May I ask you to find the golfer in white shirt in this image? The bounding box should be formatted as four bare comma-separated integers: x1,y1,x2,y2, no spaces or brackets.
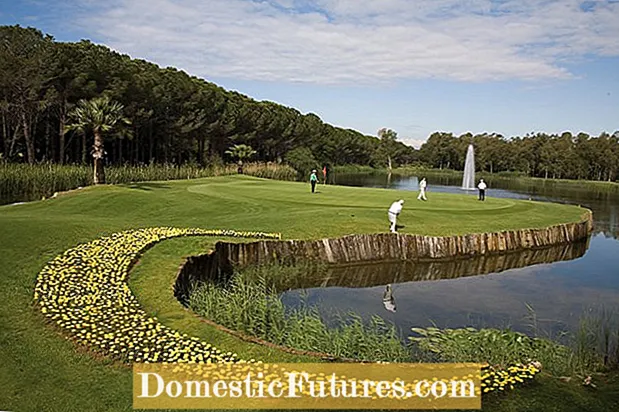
478,179,487,201
417,177,427,201
388,200,404,233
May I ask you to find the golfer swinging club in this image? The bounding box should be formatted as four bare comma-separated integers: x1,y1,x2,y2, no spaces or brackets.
388,199,404,233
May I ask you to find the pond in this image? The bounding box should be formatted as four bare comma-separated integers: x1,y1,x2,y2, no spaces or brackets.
281,173,619,337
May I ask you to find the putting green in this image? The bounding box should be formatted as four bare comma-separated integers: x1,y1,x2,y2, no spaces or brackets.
183,176,583,238
188,177,517,210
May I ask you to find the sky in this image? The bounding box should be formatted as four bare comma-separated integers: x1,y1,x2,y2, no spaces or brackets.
1,0,618,148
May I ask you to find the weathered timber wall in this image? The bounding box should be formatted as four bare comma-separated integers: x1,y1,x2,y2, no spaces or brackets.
217,211,593,267
320,238,589,289
175,212,592,304
174,250,232,306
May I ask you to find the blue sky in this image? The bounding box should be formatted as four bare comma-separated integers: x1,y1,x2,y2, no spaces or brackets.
1,0,618,147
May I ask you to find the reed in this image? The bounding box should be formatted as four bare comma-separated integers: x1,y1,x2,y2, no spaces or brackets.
331,165,619,194
409,326,580,376
188,262,619,372
410,305,619,377
188,264,412,362
0,162,297,205
574,306,619,371
0,163,91,205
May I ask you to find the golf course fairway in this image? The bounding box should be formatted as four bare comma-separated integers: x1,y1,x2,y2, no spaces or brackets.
0,175,596,411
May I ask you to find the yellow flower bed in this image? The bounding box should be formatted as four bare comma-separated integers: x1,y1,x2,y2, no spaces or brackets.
33,227,539,395
34,227,281,364
480,363,540,393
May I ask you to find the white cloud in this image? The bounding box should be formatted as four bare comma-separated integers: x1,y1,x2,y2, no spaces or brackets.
399,137,426,149
71,0,619,84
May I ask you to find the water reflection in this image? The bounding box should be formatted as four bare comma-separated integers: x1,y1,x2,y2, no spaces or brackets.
280,239,589,290
383,284,396,313
284,173,619,335
330,172,619,238
326,240,588,288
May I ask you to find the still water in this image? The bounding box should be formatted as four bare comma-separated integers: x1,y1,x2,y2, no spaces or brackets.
281,174,619,337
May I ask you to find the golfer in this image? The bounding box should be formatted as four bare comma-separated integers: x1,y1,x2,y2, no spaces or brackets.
478,178,487,201
310,169,319,193
417,177,427,201
388,199,404,233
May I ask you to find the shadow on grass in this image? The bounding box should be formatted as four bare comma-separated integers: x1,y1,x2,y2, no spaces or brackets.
123,182,172,191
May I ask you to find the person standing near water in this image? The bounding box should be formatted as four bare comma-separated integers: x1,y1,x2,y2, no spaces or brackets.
417,177,427,201
478,178,487,201
310,169,319,193
388,199,404,233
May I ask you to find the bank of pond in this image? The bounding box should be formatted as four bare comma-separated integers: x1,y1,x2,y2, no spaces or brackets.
185,261,618,379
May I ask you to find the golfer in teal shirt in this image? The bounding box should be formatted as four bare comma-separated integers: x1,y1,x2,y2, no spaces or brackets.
310,169,319,193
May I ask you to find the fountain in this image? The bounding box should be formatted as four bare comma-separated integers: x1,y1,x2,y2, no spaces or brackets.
462,144,475,190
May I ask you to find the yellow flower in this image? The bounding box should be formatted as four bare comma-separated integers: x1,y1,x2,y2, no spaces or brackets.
34,227,280,365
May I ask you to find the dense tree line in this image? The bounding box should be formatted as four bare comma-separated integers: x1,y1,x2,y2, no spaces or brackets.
419,131,619,181
2,25,616,182
0,25,415,170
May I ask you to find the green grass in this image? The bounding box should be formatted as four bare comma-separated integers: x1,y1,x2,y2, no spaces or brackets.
188,264,412,362
0,162,297,205
410,327,585,377
183,176,585,237
481,372,619,412
0,175,596,411
131,237,312,364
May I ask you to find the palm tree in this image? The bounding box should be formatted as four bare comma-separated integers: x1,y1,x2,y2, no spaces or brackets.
66,96,130,184
225,144,256,174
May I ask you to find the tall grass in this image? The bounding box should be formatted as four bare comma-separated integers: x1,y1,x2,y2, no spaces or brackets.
191,260,619,373
331,165,378,175
409,327,580,376
331,165,464,177
574,306,619,372
410,306,619,377
0,163,91,205
487,174,619,195
390,166,464,177
0,162,297,205
188,264,412,362
188,263,619,372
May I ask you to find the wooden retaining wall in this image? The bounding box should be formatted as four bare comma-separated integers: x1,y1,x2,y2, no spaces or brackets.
217,211,593,267
320,238,589,289
175,212,592,303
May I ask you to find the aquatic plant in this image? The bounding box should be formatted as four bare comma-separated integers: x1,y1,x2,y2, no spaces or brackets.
189,265,412,362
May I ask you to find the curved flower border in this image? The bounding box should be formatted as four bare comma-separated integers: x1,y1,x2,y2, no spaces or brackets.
34,227,280,364
34,227,538,394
